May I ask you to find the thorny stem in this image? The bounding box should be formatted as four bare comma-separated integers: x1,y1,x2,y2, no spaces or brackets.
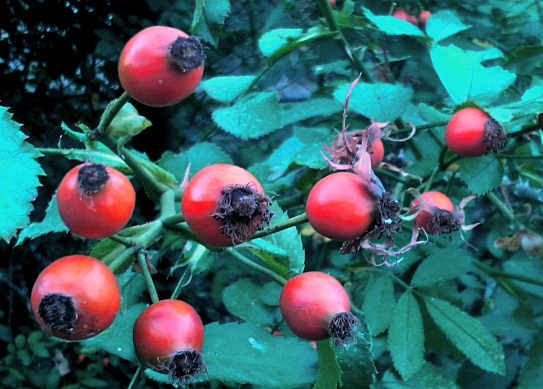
138,251,160,304
315,0,373,82
226,248,288,285
251,213,308,239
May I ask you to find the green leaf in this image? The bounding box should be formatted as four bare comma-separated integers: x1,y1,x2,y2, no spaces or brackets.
362,274,395,336
458,155,503,195
107,102,151,139
259,281,282,306
158,142,232,181
504,45,543,75
258,28,304,57
314,340,341,389
381,363,460,389
425,10,471,42
204,0,230,25
212,92,283,139
430,45,515,104
293,126,334,170
388,291,424,380
411,247,473,287
518,337,543,389
333,82,413,122
281,98,343,127
222,279,277,325
424,297,505,375
335,325,377,388
81,303,146,362
362,7,426,37
204,322,317,387
263,202,305,276
0,106,45,242
201,75,256,103
16,193,68,245
503,255,543,297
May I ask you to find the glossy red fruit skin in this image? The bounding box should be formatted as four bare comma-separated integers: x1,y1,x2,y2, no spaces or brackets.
306,172,375,240
31,255,120,340
418,10,432,25
369,138,384,168
392,9,418,25
280,272,351,340
133,300,204,371
410,191,454,233
181,164,265,247
445,107,490,157
57,163,135,239
118,26,204,107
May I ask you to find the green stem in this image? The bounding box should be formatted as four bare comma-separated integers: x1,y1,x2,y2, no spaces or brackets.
499,154,543,160
97,91,130,135
127,365,143,389
474,259,543,288
170,244,208,300
226,248,287,285
395,120,448,136
423,167,438,193
160,189,177,219
162,213,185,226
445,171,457,195
509,122,540,138
109,234,134,246
315,0,372,82
138,251,159,304
374,168,410,184
487,192,516,223
251,213,308,239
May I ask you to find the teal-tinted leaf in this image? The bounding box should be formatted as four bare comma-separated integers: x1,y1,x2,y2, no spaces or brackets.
212,92,283,139
405,128,442,176
204,322,317,387
362,7,425,37
388,291,424,380
0,106,45,242
16,193,68,245
503,256,543,297
107,102,151,139
281,98,343,127
425,10,470,42
259,28,303,57
222,279,277,325
458,155,503,195
362,274,395,336
505,46,543,75
518,337,543,389
158,142,232,181
430,45,515,104
314,340,341,389
424,297,505,375
81,303,146,362
205,0,230,25
333,82,413,122
79,378,109,388
411,247,473,287
418,103,450,123
293,126,333,170
259,281,282,306
381,363,460,389
201,75,256,103
335,325,376,388
263,203,305,276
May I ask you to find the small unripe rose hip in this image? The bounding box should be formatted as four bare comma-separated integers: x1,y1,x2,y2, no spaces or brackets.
280,272,358,343
410,191,460,234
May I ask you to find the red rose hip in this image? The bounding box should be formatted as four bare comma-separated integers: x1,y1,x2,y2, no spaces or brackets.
410,191,460,234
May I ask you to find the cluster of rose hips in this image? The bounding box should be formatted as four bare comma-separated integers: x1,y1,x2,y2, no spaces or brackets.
30,23,508,384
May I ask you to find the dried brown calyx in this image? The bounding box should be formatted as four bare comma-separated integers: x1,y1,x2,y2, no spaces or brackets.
483,117,507,153
168,350,207,385
168,36,205,72
77,163,109,196
328,312,359,345
38,294,76,332
212,184,273,244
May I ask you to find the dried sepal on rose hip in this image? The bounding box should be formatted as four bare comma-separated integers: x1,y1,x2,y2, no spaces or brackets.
409,190,479,235
133,300,206,385
31,255,120,340
57,163,135,239
280,272,359,345
181,164,273,246
445,107,507,157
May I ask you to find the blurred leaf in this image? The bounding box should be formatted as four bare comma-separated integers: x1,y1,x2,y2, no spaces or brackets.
281,99,342,127
411,247,473,287
458,155,503,195
314,340,341,389
424,297,505,375
0,106,45,243
362,8,425,37
259,28,303,57
426,10,471,42
388,291,424,380
518,336,543,389
222,279,277,325
333,82,414,122
158,142,232,181
381,363,460,389
362,274,395,336
212,92,283,139
259,281,282,306
430,45,515,104
201,75,256,103
335,325,376,388
504,46,543,75
503,255,543,297
205,0,230,25
16,193,68,245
